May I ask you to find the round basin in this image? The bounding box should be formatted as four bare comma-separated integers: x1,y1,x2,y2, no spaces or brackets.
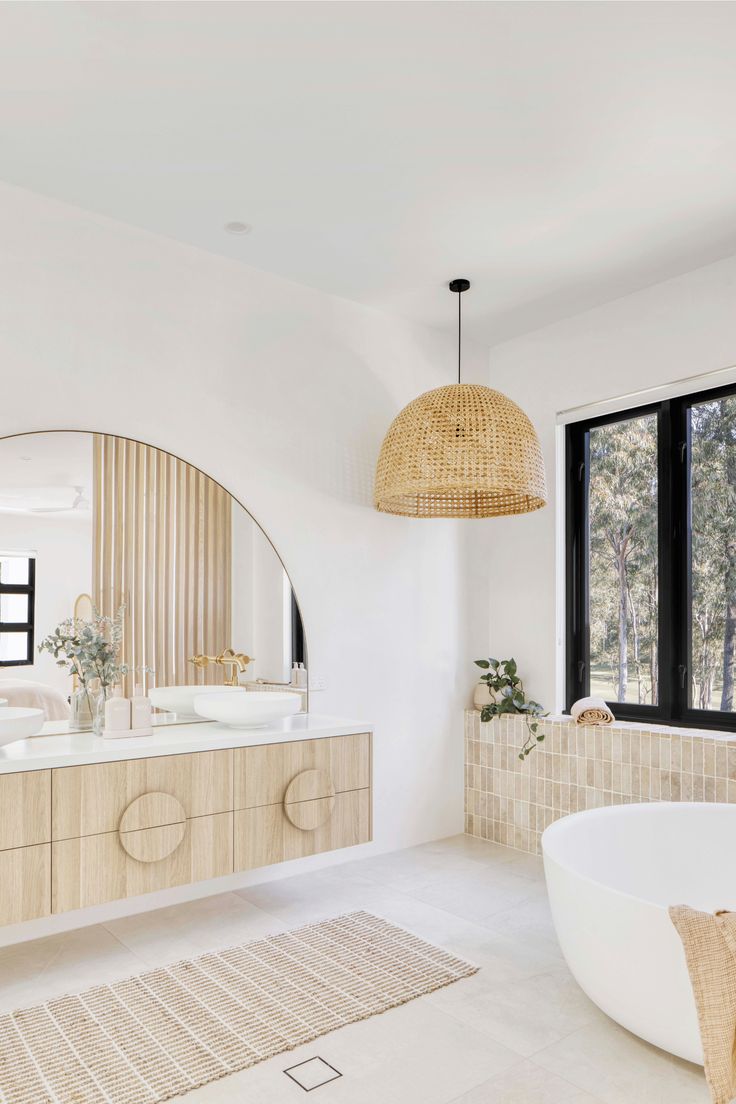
149,684,246,718
0,707,44,746
193,690,301,728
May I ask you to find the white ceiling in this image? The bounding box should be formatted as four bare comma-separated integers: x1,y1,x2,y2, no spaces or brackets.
0,433,92,515
2,2,736,344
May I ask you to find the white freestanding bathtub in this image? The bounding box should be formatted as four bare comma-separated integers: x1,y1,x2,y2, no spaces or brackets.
543,802,736,1065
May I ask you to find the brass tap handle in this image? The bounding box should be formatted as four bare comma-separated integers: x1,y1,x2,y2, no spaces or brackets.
231,652,254,670
189,654,215,670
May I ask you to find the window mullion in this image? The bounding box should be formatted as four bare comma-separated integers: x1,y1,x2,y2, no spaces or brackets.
659,400,685,722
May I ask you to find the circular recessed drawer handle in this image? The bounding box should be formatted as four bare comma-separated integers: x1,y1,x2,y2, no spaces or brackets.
283,769,335,830
118,792,186,862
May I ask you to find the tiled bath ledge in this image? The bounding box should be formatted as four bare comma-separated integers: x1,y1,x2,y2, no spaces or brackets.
464,709,736,855
546,712,736,742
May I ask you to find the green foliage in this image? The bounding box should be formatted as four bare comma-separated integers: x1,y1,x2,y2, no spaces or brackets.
589,415,658,705
690,397,736,710
474,658,546,760
37,606,140,690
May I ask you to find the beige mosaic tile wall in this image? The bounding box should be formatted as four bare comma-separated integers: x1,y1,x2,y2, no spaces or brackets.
464,709,736,855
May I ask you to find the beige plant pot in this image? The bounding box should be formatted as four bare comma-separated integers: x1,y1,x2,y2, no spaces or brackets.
473,682,496,710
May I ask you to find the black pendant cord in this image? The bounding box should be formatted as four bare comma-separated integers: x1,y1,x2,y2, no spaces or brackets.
458,291,462,384
449,278,471,386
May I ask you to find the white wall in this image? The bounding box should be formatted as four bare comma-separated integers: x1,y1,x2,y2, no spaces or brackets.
0,180,488,857
231,506,292,683
251,525,290,683
230,505,255,674
467,253,736,712
0,512,91,693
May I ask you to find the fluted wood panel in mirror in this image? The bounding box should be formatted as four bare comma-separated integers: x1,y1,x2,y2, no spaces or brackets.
92,434,232,693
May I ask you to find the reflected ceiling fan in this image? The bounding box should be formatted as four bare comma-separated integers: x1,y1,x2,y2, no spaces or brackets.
27,485,90,513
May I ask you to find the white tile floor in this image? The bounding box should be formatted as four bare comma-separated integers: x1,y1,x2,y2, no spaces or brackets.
0,835,710,1103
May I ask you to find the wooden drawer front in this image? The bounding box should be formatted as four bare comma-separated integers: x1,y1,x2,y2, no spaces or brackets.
52,750,232,840
52,812,233,913
0,844,51,924
0,771,50,850
234,733,370,810
234,789,370,871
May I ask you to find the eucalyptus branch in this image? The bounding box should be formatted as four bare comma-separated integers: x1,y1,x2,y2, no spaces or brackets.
37,605,148,691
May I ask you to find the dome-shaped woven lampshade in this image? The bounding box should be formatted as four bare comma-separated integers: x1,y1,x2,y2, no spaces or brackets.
374,382,547,518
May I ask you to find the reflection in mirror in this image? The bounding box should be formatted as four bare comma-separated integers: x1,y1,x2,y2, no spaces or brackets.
0,432,306,731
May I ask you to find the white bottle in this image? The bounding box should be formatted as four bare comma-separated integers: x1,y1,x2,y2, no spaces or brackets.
296,662,308,689
103,686,131,737
131,684,153,735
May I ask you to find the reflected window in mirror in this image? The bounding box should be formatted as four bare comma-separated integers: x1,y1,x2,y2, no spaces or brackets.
0,553,36,666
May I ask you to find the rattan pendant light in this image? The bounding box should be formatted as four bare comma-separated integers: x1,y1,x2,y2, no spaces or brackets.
374,279,547,518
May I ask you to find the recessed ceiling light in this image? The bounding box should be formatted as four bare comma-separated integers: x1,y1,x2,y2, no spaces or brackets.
224,221,252,236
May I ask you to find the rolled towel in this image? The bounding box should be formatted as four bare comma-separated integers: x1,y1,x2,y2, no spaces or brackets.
570,696,614,726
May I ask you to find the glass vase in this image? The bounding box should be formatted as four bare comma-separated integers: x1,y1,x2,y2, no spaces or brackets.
70,685,95,731
91,685,108,737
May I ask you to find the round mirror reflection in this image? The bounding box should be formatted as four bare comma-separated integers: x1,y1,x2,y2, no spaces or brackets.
0,431,306,731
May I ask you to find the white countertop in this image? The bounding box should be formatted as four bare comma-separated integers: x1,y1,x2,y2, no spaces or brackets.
0,714,373,774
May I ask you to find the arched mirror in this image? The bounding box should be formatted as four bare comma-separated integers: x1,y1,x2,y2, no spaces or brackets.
0,431,306,731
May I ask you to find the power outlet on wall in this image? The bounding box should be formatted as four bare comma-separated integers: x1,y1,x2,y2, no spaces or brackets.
309,673,327,692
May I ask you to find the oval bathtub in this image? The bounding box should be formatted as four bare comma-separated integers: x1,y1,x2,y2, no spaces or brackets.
542,802,736,1065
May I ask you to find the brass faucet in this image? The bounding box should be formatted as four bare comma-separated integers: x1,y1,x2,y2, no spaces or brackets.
189,648,254,686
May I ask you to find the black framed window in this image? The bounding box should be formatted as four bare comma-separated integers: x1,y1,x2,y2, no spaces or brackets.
567,381,736,730
0,553,36,667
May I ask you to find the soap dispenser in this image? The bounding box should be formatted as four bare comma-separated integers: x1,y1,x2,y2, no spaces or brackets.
103,686,131,738
131,684,153,737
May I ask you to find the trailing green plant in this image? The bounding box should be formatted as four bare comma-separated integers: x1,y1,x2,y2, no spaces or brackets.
474,657,547,760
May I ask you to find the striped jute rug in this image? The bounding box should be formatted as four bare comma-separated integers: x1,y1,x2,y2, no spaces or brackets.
0,911,478,1104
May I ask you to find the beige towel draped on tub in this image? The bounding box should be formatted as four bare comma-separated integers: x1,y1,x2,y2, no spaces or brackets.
570,696,615,726
669,905,736,1104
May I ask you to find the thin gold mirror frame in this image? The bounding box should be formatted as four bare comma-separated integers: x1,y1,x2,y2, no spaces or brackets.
0,428,307,717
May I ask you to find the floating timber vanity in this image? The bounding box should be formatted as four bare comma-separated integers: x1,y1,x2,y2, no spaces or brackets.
0,715,372,926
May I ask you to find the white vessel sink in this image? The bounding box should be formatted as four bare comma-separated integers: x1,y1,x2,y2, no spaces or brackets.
194,690,301,728
0,707,44,746
150,684,245,718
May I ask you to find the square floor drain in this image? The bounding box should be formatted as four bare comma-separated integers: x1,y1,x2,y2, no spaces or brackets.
283,1056,342,1091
